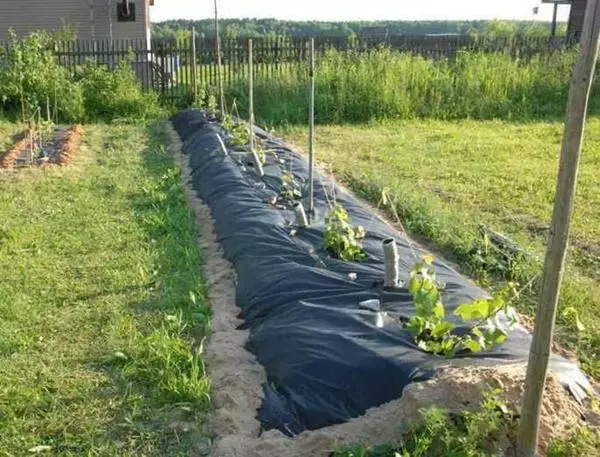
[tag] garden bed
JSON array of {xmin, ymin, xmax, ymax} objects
[
  {"xmin": 170, "ymin": 109, "xmax": 593, "ymax": 453},
  {"xmin": 0, "ymin": 125, "xmax": 82, "ymax": 169}
]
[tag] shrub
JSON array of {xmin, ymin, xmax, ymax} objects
[
  {"xmin": 78, "ymin": 59, "xmax": 162, "ymax": 122},
  {"xmin": 0, "ymin": 29, "xmax": 84, "ymax": 122}
]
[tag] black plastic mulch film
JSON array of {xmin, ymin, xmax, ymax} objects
[{"xmin": 171, "ymin": 109, "xmax": 590, "ymax": 436}]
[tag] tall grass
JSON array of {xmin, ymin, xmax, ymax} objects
[{"xmin": 226, "ymin": 47, "xmax": 581, "ymax": 124}]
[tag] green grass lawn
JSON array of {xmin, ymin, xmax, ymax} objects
[
  {"xmin": 0, "ymin": 122, "xmax": 210, "ymax": 455},
  {"xmin": 281, "ymin": 118, "xmax": 600, "ymax": 378}
]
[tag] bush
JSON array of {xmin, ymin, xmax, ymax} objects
[
  {"xmin": 78, "ymin": 59, "xmax": 162, "ymax": 122},
  {"xmin": 0, "ymin": 30, "xmax": 161, "ymax": 123},
  {"xmin": 0, "ymin": 29, "xmax": 85, "ymax": 122}
]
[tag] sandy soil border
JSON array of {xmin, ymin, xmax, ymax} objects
[
  {"xmin": 53, "ymin": 125, "xmax": 83, "ymax": 167},
  {"xmin": 165, "ymin": 122, "xmax": 268, "ymax": 452}
]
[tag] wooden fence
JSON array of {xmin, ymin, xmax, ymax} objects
[{"xmin": 2, "ymin": 34, "xmax": 573, "ymax": 106}]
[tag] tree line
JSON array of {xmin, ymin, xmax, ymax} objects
[{"xmin": 152, "ymin": 19, "xmax": 567, "ymax": 41}]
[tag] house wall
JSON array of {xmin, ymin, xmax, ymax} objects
[{"xmin": 0, "ymin": 0, "xmax": 150, "ymax": 45}]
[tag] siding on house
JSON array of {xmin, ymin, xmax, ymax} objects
[{"xmin": 0, "ymin": 0, "xmax": 151, "ymax": 45}]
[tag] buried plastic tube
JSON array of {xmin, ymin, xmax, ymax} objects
[
  {"xmin": 383, "ymin": 238, "xmax": 400, "ymax": 288},
  {"xmin": 293, "ymin": 202, "xmax": 309, "ymax": 227},
  {"xmin": 250, "ymin": 150, "xmax": 265, "ymax": 177},
  {"xmin": 215, "ymin": 133, "xmax": 228, "ymax": 156}
]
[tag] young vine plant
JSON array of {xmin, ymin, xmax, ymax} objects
[
  {"xmin": 222, "ymin": 113, "xmax": 250, "ymax": 147},
  {"xmin": 324, "ymin": 203, "xmax": 367, "ymax": 261},
  {"xmin": 279, "ymin": 171, "xmax": 302, "ymax": 202},
  {"xmin": 405, "ymin": 256, "xmax": 519, "ymax": 356}
]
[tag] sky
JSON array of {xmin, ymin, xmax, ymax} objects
[{"xmin": 150, "ymin": 0, "xmax": 572, "ymax": 23}]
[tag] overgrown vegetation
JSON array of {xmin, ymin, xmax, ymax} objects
[
  {"xmin": 0, "ymin": 30, "xmax": 161, "ymax": 123},
  {"xmin": 229, "ymin": 48, "xmax": 582, "ymax": 125},
  {"xmin": 0, "ymin": 122, "xmax": 209, "ymax": 454}
]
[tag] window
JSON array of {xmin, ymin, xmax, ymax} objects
[{"xmin": 117, "ymin": 1, "xmax": 136, "ymax": 22}]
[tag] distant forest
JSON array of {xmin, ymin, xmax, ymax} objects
[{"xmin": 152, "ymin": 19, "xmax": 568, "ymax": 40}]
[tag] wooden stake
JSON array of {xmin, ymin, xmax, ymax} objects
[
  {"xmin": 308, "ymin": 38, "xmax": 316, "ymax": 219},
  {"xmin": 517, "ymin": 1, "xmax": 600, "ymax": 456},
  {"xmin": 248, "ymin": 38, "xmax": 254, "ymax": 152},
  {"xmin": 214, "ymin": 0, "xmax": 225, "ymax": 116},
  {"xmin": 191, "ymin": 26, "xmax": 198, "ymax": 105}
]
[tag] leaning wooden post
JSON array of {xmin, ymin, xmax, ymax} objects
[
  {"xmin": 308, "ymin": 37, "xmax": 316, "ymax": 220},
  {"xmin": 517, "ymin": 1, "xmax": 600, "ymax": 456},
  {"xmin": 248, "ymin": 38, "xmax": 254, "ymax": 152},
  {"xmin": 191, "ymin": 26, "xmax": 198, "ymax": 105}
]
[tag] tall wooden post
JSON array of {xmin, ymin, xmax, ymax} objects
[
  {"xmin": 248, "ymin": 39, "xmax": 254, "ymax": 152},
  {"xmin": 191, "ymin": 26, "xmax": 198, "ymax": 106},
  {"xmin": 517, "ymin": 1, "xmax": 600, "ymax": 456},
  {"xmin": 308, "ymin": 38, "xmax": 316, "ymax": 219},
  {"xmin": 551, "ymin": 2, "xmax": 559, "ymax": 38},
  {"xmin": 214, "ymin": 0, "xmax": 225, "ymax": 116}
]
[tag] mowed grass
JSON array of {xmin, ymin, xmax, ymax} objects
[
  {"xmin": 281, "ymin": 118, "xmax": 600, "ymax": 377},
  {"xmin": 0, "ymin": 122, "xmax": 210, "ymax": 455}
]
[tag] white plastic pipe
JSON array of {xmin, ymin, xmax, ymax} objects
[
  {"xmin": 383, "ymin": 238, "xmax": 399, "ymax": 288},
  {"xmin": 293, "ymin": 202, "xmax": 309, "ymax": 227}
]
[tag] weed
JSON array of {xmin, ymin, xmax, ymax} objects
[
  {"xmin": 548, "ymin": 427, "xmax": 600, "ymax": 457},
  {"xmin": 333, "ymin": 390, "xmax": 512, "ymax": 457}
]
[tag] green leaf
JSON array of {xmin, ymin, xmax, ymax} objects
[
  {"xmin": 454, "ymin": 299, "xmax": 490, "ymax": 321},
  {"xmin": 433, "ymin": 301, "xmax": 445, "ymax": 319},
  {"xmin": 464, "ymin": 338, "xmax": 483, "ymax": 353},
  {"xmin": 431, "ymin": 320, "xmax": 456, "ymax": 338}
]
